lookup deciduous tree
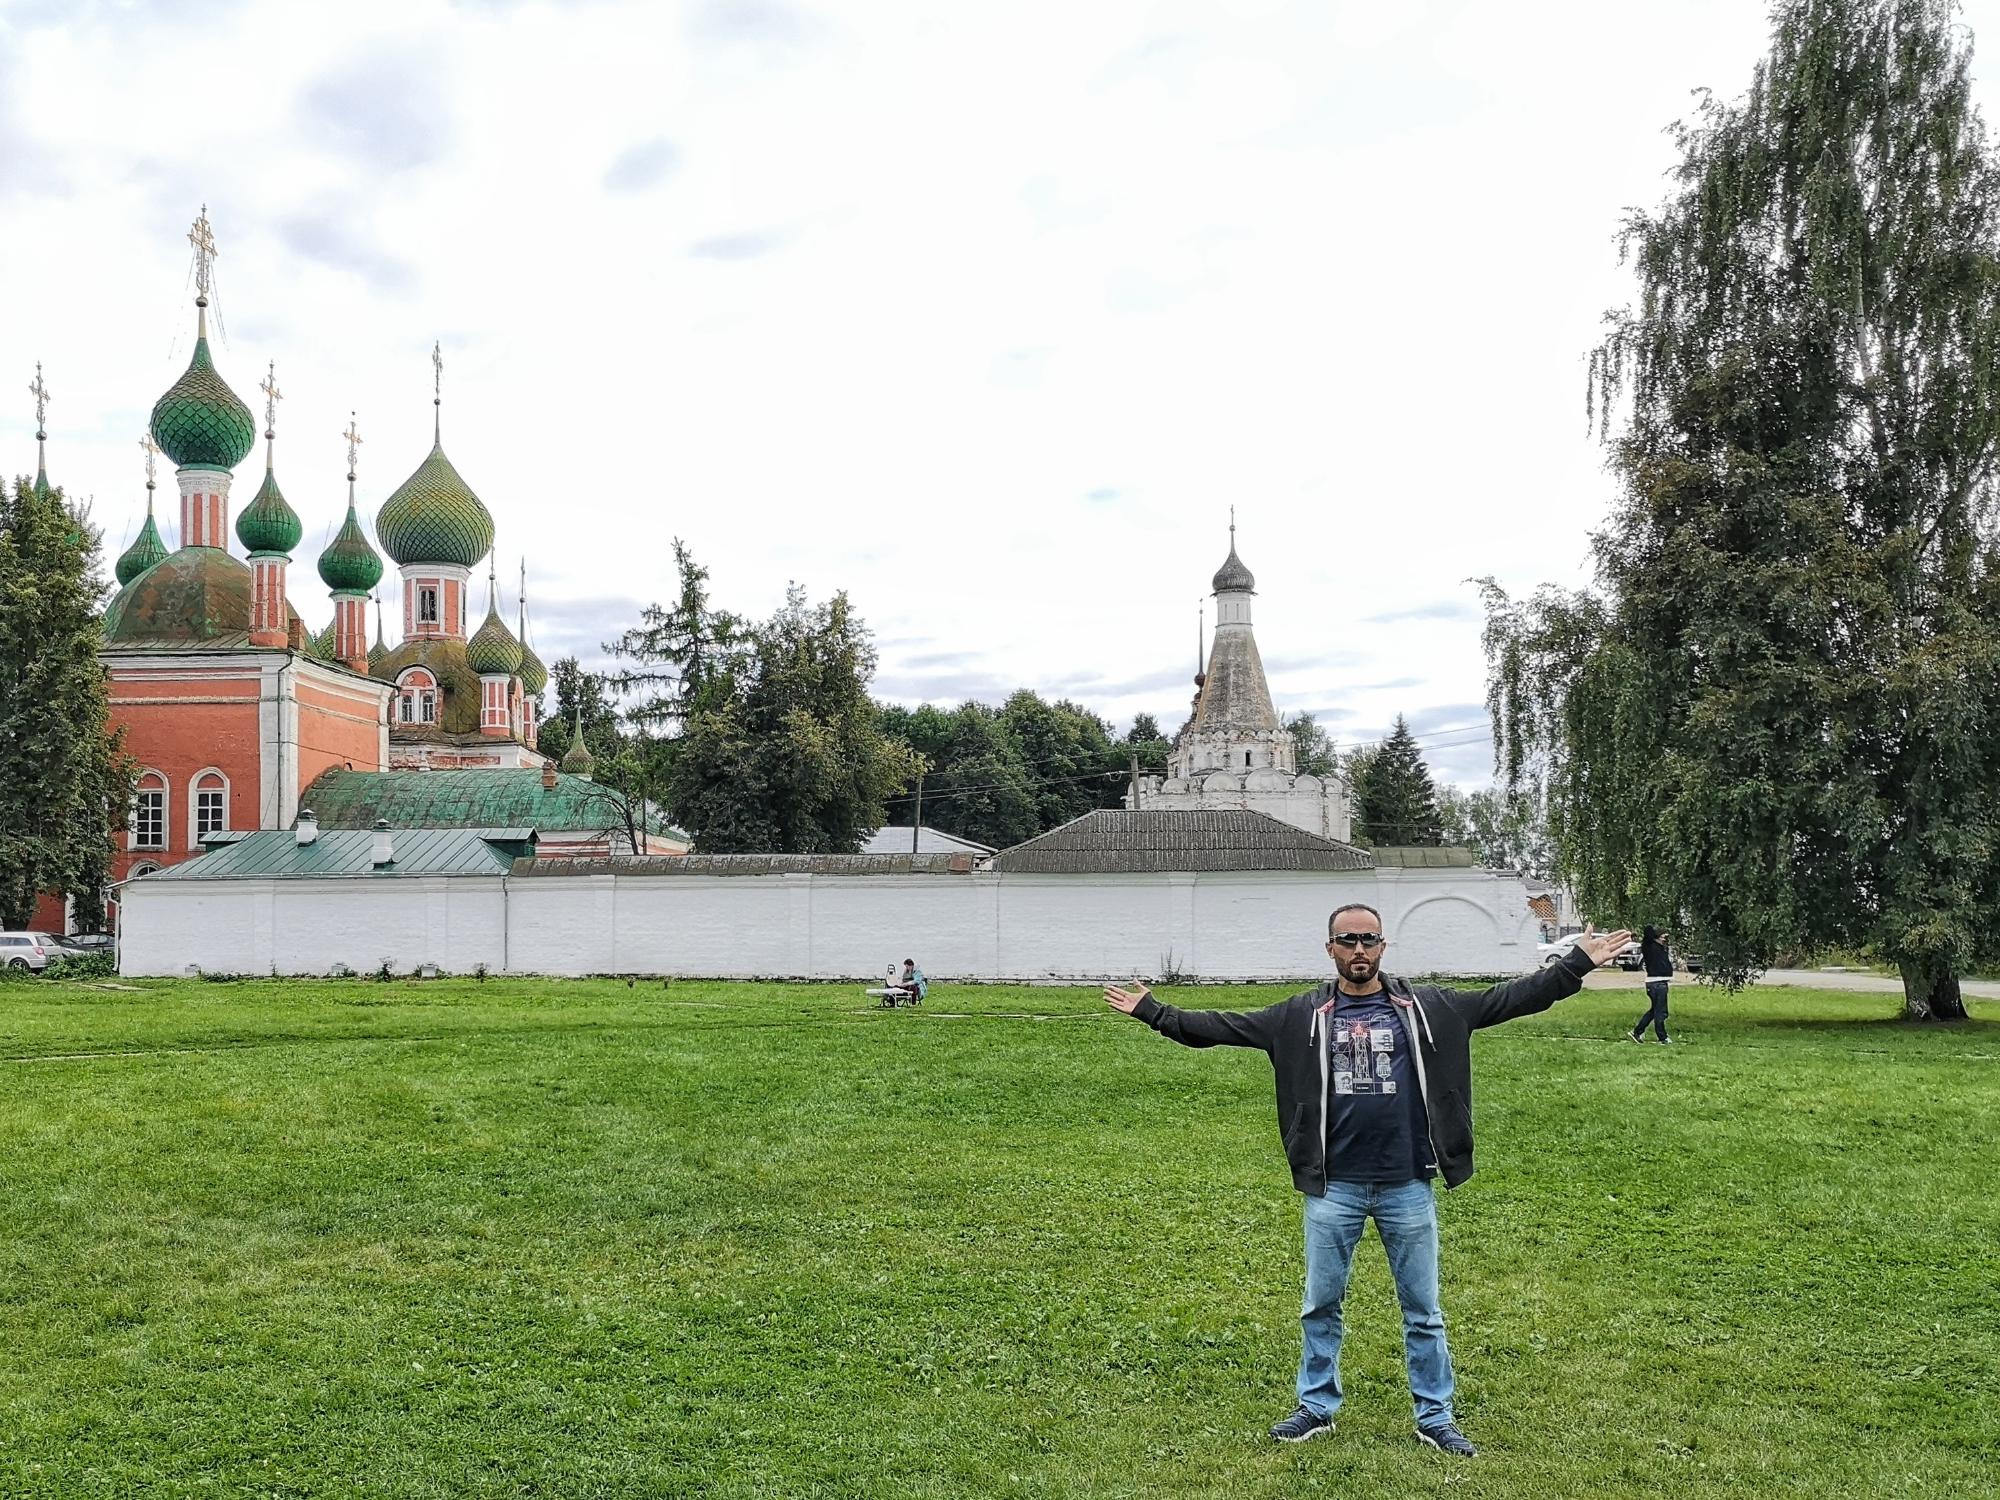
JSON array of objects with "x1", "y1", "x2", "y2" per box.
[
  {"x1": 0, "y1": 478, "x2": 130, "y2": 929},
  {"x1": 1483, "y1": 0, "x2": 2000, "y2": 1018}
]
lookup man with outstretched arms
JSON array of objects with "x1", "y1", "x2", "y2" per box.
[{"x1": 1104, "y1": 905, "x2": 1631, "y2": 1458}]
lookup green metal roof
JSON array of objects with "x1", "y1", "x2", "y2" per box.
[
  {"x1": 301, "y1": 767, "x2": 658, "y2": 834},
  {"x1": 144, "y1": 826, "x2": 533, "y2": 880}
]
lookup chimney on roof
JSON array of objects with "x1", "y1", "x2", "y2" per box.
[
  {"x1": 371, "y1": 818, "x2": 394, "y2": 867},
  {"x1": 295, "y1": 809, "x2": 318, "y2": 846},
  {"x1": 540, "y1": 758, "x2": 557, "y2": 790}
]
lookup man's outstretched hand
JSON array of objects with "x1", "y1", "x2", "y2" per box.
[
  {"x1": 1104, "y1": 981, "x2": 1152, "y2": 1015},
  {"x1": 1574, "y1": 923, "x2": 1635, "y2": 967}
]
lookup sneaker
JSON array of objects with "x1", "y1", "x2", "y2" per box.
[
  {"x1": 1625, "y1": 1030, "x2": 1642, "y2": 1043},
  {"x1": 1269, "y1": 1405, "x2": 1335, "y2": 1443},
  {"x1": 1660, "y1": 1037, "x2": 1675, "y2": 1045},
  {"x1": 1416, "y1": 1421, "x2": 1478, "y2": 1457}
]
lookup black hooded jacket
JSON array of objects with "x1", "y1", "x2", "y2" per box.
[{"x1": 1131, "y1": 945, "x2": 1598, "y2": 1192}]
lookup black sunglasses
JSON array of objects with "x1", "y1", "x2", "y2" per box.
[{"x1": 1329, "y1": 933, "x2": 1384, "y2": 950}]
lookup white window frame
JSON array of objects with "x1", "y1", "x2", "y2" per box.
[
  {"x1": 417, "y1": 584, "x2": 440, "y2": 626},
  {"x1": 188, "y1": 767, "x2": 229, "y2": 849},
  {"x1": 131, "y1": 770, "x2": 167, "y2": 850}
]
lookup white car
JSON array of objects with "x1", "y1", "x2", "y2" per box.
[
  {"x1": 1537, "y1": 934, "x2": 1641, "y2": 969},
  {"x1": 0, "y1": 932, "x2": 57, "y2": 971}
]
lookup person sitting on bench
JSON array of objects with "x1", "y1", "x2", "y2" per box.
[{"x1": 900, "y1": 959, "x2": 927, "y2": 1003}]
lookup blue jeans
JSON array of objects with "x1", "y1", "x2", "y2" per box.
[{"x1": 1297, "y1": 1178, "x2": 1455, "y2": 1425}]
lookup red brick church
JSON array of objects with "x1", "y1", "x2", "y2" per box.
[{"x1": 28, "y1": 212, "x2": 560, "y2": 929}]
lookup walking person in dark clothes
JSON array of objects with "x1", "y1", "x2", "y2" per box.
[
  {"x1": 1104, "y1": 906, "x2": 1632, "y2": 1458},
  {"x1": 1627, "y1": 925, "x2": 1673, "y2": 1044}
]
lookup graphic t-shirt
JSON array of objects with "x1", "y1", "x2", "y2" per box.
[{"x1": 1324, "y1": 994, "x2": 1433, "y2": 1183}]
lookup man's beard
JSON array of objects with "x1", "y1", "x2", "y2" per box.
[{"x1": 1341, "y1": 953, "x2": 1380, "y2": 983}]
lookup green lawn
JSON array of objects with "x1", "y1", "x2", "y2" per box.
[{"x1": 2, "y1": 975, "x2": 1994, "y2": 1498}]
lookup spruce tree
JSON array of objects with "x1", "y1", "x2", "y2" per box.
[
  {"x1": 1483, "y1": 0, "x2": 2000, "y2": 1018},
  {"x1": 0, "y1": 476, "x2": 131, "y2": 930},
  {"x1": 1352, "y1": 716, "x2": 1443, "y2": 846}
]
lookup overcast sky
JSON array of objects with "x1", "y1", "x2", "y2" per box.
[{"x1": 9, "y1": 0, "x2": 2000, "y2": 783}]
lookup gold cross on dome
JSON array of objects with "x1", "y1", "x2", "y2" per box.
[
  {"x1": 139, "y1": 431, "x2": 160, "y2": 487},
  {"x1": 343, "y1": 413, "x2": 363, "y2": 475},
  {"x1": 188, "y1": 206, "x2": 218, "y2": 299},
  {"x1": 260, "y1": 360, "x2": 283, "y2": 434},
  {"x1": 431, "y1": 340, "x2": 443, "y2": 400},
  {"x1": 28, "y1": 362, "x2": 49, "y2": 431}
]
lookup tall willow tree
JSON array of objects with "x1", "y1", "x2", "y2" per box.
[{"x1": 1484, "y1": 0, "x2": 2000, "y2": 1019}]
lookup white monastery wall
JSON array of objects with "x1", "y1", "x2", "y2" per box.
[{"x1": 122, "y1": 867, "x2": 1538, "y2": 980}]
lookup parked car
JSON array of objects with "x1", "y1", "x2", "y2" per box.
[
  {"x1": 1536, "y1": 933, "x2": 1642, "y2": 969},
  {"x1": 62, "y1": 932, "x2": 116, "y2": 953},
  {"x1": 31, "y1": 932, "x2": 78, "y2": 964},
  {"x1": 1681, "y1": 952, "x2": 1706, "y2": 975},
  {"x1": 0, "y1": 932, "x2": 55, "y2": 971}
]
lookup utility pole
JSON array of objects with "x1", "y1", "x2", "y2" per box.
[
  {"x1": 1129, "y1": 751, "x2": 1142, "y2": 812},
  {"x1": 911, "y1": 772, "x2": 924, "y2": 853}
]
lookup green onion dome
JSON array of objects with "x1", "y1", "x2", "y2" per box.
[
  {"x1": 560, "y1": 732, "x2": 595, "y2": 776},
  {"x1": 236, "y1": 467, "x2": 303, "y2": 556},
  {"x1": 516, "y1": 638, "x2": 548, "y2": 696},
  {"x1": 375, "y1": 441, "x2": 494, "y2": 567},
  {"x1": 466, "y1": 597, "x2": 524, "y2": 676},
  {"x1": 150, "y1": 333, "x2": 256, "y2": 471},
  {"x1": 367, "y1": 612, "x2": 389, "y2": 673},
  {"x1": 318, "y1": 504, "x2": 384, "y2": 593},
  {"x1": 115, "y1": 507, "x2": 170, "y2": 586}
]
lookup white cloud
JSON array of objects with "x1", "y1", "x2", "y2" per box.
[{"x1": 13, "y1": 0, "x2": 1994, "y2": 783}]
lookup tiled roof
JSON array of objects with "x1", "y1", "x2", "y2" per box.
[
  {"x1": 375, "y1": 442, "x2": 494, "y2": 567},
  {"x1": 114, "y1": 508, "x2": 169, "y2": 586},
  {"x1": 318, "y1": 503, "x2": 384, "y2": 593},
  {"x1": 236, "y1": 466, "x2": 303, "y2": 556},
  {"x1": 1367, "y1": 846, "x2": 1477, "y2": 868},
  {"x1": 142, "y1": 827, "x2": 532, "y2": 880},
  {"x1": 302, "y1": 768, "x2": 652, "y2": 835},
  {"x1": 150, "y1": 336, "x2": 256, "y2": 470},
  {"x1": 988, "y1": 809, "x2": 1375, "y2": 874}
]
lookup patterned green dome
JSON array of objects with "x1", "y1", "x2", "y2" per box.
[
  {"x1": 318, "y1": 504, "x2": 384, "y2": 593},
  {"x1": 466, "y1": 598, "x2": 523, "y2": 676},
  {"x1": 517, "y1": 638, "x2": 548, "y2": 696},
  {"x1": 367, "y1": 610, "x2": 389, "y2": 672},
  {"x1": 376, "y1": 441, "x2": 494, "y2": 567},
  {"x1": 115, "y1": 507, "x2": 169, "y2": 586},
  {"x1": 560, "y1": 731, "x2": 595, "y2": 775},
  {"x1": 310, "y1": 620, "x2": 337, "y2": 661},
  {"x1": 236, "y1": 467, "x2": 303, "y2": 556},
  {"x1": 101, "y1": 547, "x2": 304, "y2": 647},
  {"x1": 150, "y1": 335, "x2": 255, "y2": 471}
]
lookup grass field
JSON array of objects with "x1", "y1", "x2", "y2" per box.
[{"x1": 2, "y1": 973, "x2": 1995, "y2": 1498}]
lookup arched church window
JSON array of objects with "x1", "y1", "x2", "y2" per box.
[
  {"x1": 131, "y1": 770, "x2": 167, "y2": 850},
  {"x1": 417, "y1": 585, "x2": 440, "y2": 625},
  {"x1": 397, "y1": 669, "x2": 438, "y2": 727},
  {"x1": 191, "y1": 769, "x2": 229, "y2": 845}
]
